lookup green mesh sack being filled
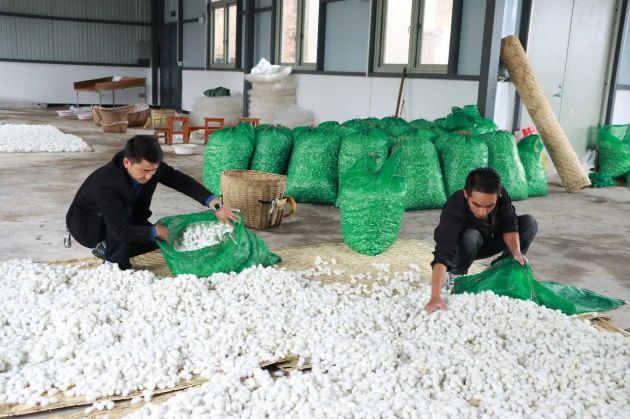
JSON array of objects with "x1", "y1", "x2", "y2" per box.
[
  {"x1": 250, "y1": 125, "x2": 293, "y2": 174},
  {"x1": 453, "y1": 259, "x2": 625, "y2": 315},
  {"x1": 517, "y1": 134, "x2": 548, "y2": 197},
  {"x1": 156, "y1": 211, "x2": 280, "y2": 277},
  {"x1": 338, "y1": 150, "x2": 406, "y2": 255},
  {"x1": 597, "y1": 124, "x2": 630, "y2": 177},
  {"x1": 481, "y1": 131, "x2": 528, "y2": 200},
  {"x1": 392, "y1": 135, "x2": 446, "y2": 210},
  {"x1": 286, "y1": 128, "x2": 342, "y2": 204},
  {"x1": 437, "y1": 133, "x2": 489, "y2": 197},
  {"x1": 337, "y1": 127, "x2": 390, "y2": 191},
  {"x1": 203, "y1": 123, "x2": 255, "y2": 194}
]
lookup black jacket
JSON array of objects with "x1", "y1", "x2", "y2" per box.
[
  {"x1": 432, "y1": 187, "x2": 518, "y2": 269},
  {"x1": 66, "y1": 151, "x2": 212, "y2": 248}
]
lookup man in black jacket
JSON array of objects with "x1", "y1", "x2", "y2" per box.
[
  {"x1": 425, "y1": 168, "x2": 538, "y2": 313},
  {"x1": 66, "y1": 135, "x2": 238, "y2": 270}
]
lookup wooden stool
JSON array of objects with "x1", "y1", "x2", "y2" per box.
[
  {"x1": 238, "y1": 117, "x2": 260, "y2": 128},
  {"x1": 204, "y1": 117, "x2": 225, "y2": 144},
  {"x1": 166, "y1": 116, "x2": 190, "y2": 145},
  {"x1": 153, "y1": 127, "x2": 168, "y2": 144}
]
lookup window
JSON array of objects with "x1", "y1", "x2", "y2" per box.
[
  {"x1": 276, "y1": 0, "x2": 319, "y2": 69},
  {"x1": 210, "y1": 0, "x2": 237, "y2": 67},
  {"x1": 374, "y1": 0, "x2": 453, "y2": 73}
]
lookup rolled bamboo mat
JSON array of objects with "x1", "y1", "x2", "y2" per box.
[{"x1": 500, "y1": 35, "x2": 591, "y2": 192}]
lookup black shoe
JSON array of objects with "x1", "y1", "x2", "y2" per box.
[{"x1": 92, "y1": 242, "x2": 106, "y2": 261}]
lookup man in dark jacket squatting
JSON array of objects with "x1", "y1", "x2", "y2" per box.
[
  {"x1": 66, "y1": 135, "x2": 239, "y2": 270},
  {"x1": 425, "y1": 168, "x2": 538, "y2": 313}
]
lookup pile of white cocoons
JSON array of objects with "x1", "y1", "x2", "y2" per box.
[
  {"x1": 0, "y1": 259, "x2": 628, "y2": 418},
  {"x1": 0, "y1": 124, "x2": 91, "y2": 153},
  {"x1": 172, "y1": 221, "x2": 233, "y2": 251}
]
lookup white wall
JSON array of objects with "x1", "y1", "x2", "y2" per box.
[
  {"x1": 294, "y1": 74, "x2": 478, "y2": 122},
  {"x1": 612, "y1": 90, "x2": 630, "y2": 124},
  {"x1": 0, "y1": 61, "x2": 151, "y2": 105},
  {"x1": 493, "y1": 81, "x2": 517, "y2": 130},
  {"x1": 181, "y1": 69, "x2": 244, "y2": 111}
]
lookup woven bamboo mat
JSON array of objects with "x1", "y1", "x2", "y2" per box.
[{"x1": 3, "y1": 239, "x2": 622, "y2": 418}]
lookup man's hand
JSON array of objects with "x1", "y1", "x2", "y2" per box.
[
  {"x1": 155, "y1": 224, "x2": 169, "y2": 242},
  {"x1": 425, "y1": 297, "x2": 447, "y2": 314},
  {"x1": 215, "y1": 206, "x2": 240, "y2": 223},
  {"x1": 513, "y1": 252, "x2": 528, "y2": 266}
]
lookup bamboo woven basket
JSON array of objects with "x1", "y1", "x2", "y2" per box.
[
  {"x1": 220, "y1": 170, "x2": 296, "y2": 230},
  {"x1": 102, "y1": 120, "x2": 129, "y2": 133},
  {"x1": 126, "y1": 104, "x2": 151, "y2": 127}
]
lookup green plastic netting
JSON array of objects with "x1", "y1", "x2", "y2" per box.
[
  {"x1": 588, "y1": 171, "x2": 615, "y2": 188},
  {"x1": 286, "y1": 128, "x2": 342, "y2": 204},
  {"x1": 453, "y1": 258, "x2": 625, "y2": 315},
  {"x1": 391, "y1": 134, "x2": 446, "y2": 210},
  {"x1": 517, "y1": 134, "x2": 548, "y2": 197},
  {"x1": 481, "y1": 131, "x2": 528, "y2": 201},
  {"x1": 337, "y1": 127, "x2": 390, "y2": 191},
  {"x1": 318, "y1": 121, "x2": 340, "y2": 130},
  {"x1": 437, "y1": 132, "x2": 489, "y2": 197},
  {"x1": 378, "y1": 117, "x2": 410, "y2": 137},
  {"x1": 597, "y1": 124, "x2": 630, "y2": 178},
  {"x1": 203, "y1": 123, "x2": 255, "y2": 195},
  {"x1": 156, "y1": 211, "x2": 280, "y2": 277},
  {"x1": 338, "y1": 150, "x2": 406, "y2": 255},
  {"x1": 250, "y1": 125, "x2": 293, "y2": 174},
  {"x1": 203, "y1": 87, "x2": 230, "y2": 97},
  {"x1": 441, "y1": 105, "x2": 498, "y2": 134}
]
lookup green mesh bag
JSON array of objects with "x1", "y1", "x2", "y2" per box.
[
  {"x1": 443, "y1": 105, "x2": 498, "y2": 134},
  {"x1": 318, "y1": 121, "x2": 340, "y2": 129},
  {"x1": 338, "y1": 150, "x2": 406, "y2": 255},
  {"x1": 286, "y1": 128, "x2": 342, "y2": 204},
  {"x1": 453, "y1": 259, "x2": 625, "y2": 315},
  {"x1": 203, "y1": 123, "x2": 255, "y2": 195},
  {"x1": 378, "y1": 117, "x2": 410, "y2": 137},
  {"x1": 437, "y1": 133, "x2": 489, "y2": 197},
  {"x1": 517, "y1": 134, "x2": 548, "y2": 197},
  {"x1": 342, "y1": 118, "x2": 369, "y2": 130},
  {"x1": 481, "y1": 131, "x2": 528, "y2": 201},
  {"x1": 203, "y1": 86, "x2": 230, "y2": 97},
  {"x1": 292, "y1": 125, "x2": 311, "y2": 138},
  {"x1": 156, "y1": 211, "x2": 280, "y2": 277},
  {"x1": 392, "y1": 134, "x2": 446, "y2": 210},
  {"x1": 250, "y1": 125, "x2": 293, "y2": 174},
  {"x1": 337, "y1": 127, "x2": 390, "y2": 191},
  {"x1": 597, "y1": 124, "x2": 630, "y2": 177},
  {"x1": 588, "y1": 171, "x2": 615, "y2": 188}
]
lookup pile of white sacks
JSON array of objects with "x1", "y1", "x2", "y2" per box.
[
  {"x1": 0, "y1": 258, "x2": 627, "y2": 418},
  {"x1": 172, "y1": 222, "x2": 233, "y2": 251},
  {"x1": 0, "y1": 124, "x2": 90, "y2": 153}
]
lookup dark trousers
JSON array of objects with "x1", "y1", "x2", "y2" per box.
[
  {"x1": 103, "y1": 220, "x2": 158, "y2": 270},
  {"x1": 451, "y1": 214, "x2": 538, "y2": 275}
]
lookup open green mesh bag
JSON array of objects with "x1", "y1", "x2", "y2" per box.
[
  {"x1": 203, "y1": 123, "x2": 255, "y2": 195},
  {"x1": 597, "y1": 124, "x2": 630, "y2": 177},
  {"x1": 286, "y1": 128, "x2": 342, "y2": 204},
  {"x1": 250, "y1": 125, "x2": 293, "y2": 174},
  {"x1": 517, "y1": 134, "x2": 548, "y2": 197},
  {"x1": 338, "y1": 150, "x2": 406, "y2": 255},
  {"x1": 481, "y1": 131, "x2": 528, "y2": 200},
  {"x1": 156, "y1": 211, "x2": 280, "y2": 277},
  {"x1": 453, "y1": 259, "x2": 625, "y2": 315},
  {"x1": 392, "y1": 134, "x2": 446, "y2": 210},
  {"x1": 437, "y1": 133, "x2": 489, "y2": 197},
  {"x1": 337, "y1": 127, "x2": 390, "y2": 191}
]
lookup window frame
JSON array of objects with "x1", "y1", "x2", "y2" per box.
[
  {"x1": 274, "y1": 0, "x2": 318, "y2": 70},
  {"x1": 208, "y1": 0, "x2": 238, "y2": 69},
  {"x1": 373, "y1": 0, "x2": 451, "y2": 74}
]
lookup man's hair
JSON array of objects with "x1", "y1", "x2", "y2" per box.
[
  {"x1": 124, "y1": 135, "x2": 163, "y2": 164},
  {"x1": 464, "y1": 168, "x2": 502, "y2": 195}
]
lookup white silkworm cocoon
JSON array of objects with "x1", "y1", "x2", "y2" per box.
[
  {"x1": 0, "y1": 124, "x2": 91, "y2": 153},
  {"x1": 172, "y1": 221, "x2": 233, "y2": 251}
]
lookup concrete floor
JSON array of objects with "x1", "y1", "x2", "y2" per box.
[{"x1": 1, "y1": 108, "x2": 629, "y2": 330}]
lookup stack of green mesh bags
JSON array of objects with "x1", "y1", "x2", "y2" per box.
[
  {"x1": 203, "y1": 123, "x2": 255, "y2": 194},
  {"x1": 481, "y1": 131, "x2": 528, "y2": 201}
]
